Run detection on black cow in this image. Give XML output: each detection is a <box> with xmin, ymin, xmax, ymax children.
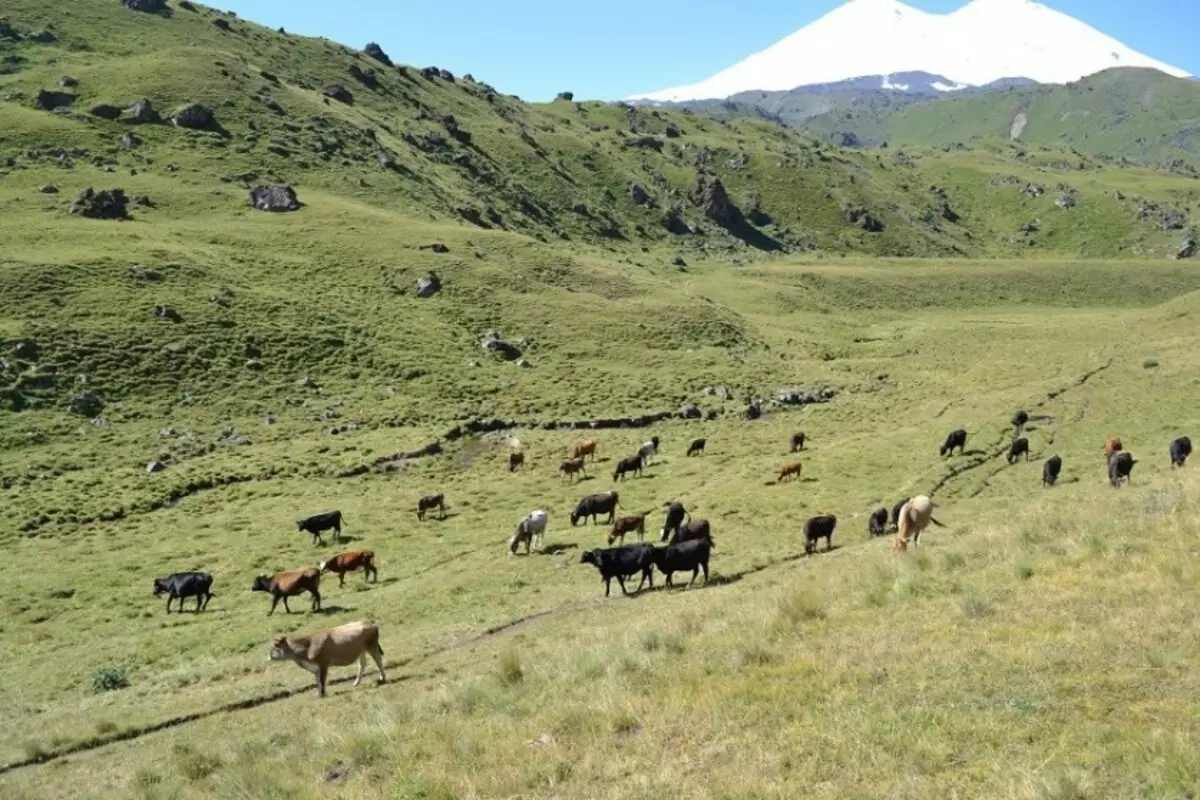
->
<box><xmin>1170</xmin><ymin>436</ymin><xmax>1191</xmax><ymax>468</ymax></box>
<box><xmin>686</xmin><ymin>437</ymin><xmax>706</xmax><ymax>457</ymax></box>
<box><xmin>660</xmin><ymin>500</ymin><xmax>690</xmax><ymax>541</ymax></box>
<box><xmin>940</xmin><ymin>429</ymin><xmax>968</xmax><ymax>457</ymax></box>
<box><xmin>579</xmin><ymin>544</ymin><xmax>656</xmax><ymax>597</ymax></box>
<box><xmin>612</xmin><ymin>454</ymin><xmax>644</xmax><ymax>481</ymax></box>
<box><xmin>664</xmin><ymin>517</ymin><xmax>712</xmax><ymax>546</ymax></box>
<box><xmin>1012</xmin><ymin>409</ymin><xmax>1029</xmax><ymax>434</ymax></box>
<box><xmin>1006</xmin><ymin>437</ymin><xmax>1031</xmax><ymax>464</ymax></box>
<box><xmin>1042</xmin><ymin>455</ymin><xmax>1062</xmax><ymax>487</ymax></box>
<box><xmin>651</xmin><ymin>538</ymin><xmax>711</xmax><ymax>588</ymax></box>
<box><xmin>417</xmin><ymin>493</ymin><xmax>445</xmax><ymax>521</ymax></box>
<box><xmin>868</xmin><ymin>507</ymin><xmax>889</xmax><ymax>537</ymax></box>
<box><xmin>803</xmin><ymin>514</ymin><xmax>837</xmax><ymax>555</ymax></box>
<box><xmin>790</xmin><ymin>431</ymin><xmax>806</xmax><ymax>452</ymax></box>
<box><xmin>570</xmin><ymin>491</ymin><xmax>620</xmax><ymax>526</ymax></box>
<box><xmin>1108</xmin><ymin>451</ymin><xmax>1136</xmax><ymax>488</ymax></box>
<box><xmin>152</xmin><ymin>571</ymin><xmax>214</xmax><ymax>614</ymax></box>
<box><xmin>889</xmin><ymin>497</ymin><xmax>911</xmax><ymax>532</ymax></box>
<box><xmin>297</xmin><ymin>510</ymin><xmax>343</xmax><ymax>546</ymax></box>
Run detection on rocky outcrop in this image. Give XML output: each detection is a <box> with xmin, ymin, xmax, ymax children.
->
<box><xmin>416</xmin><ymin>272</ymin><xmax>441</xmax><ymax>298</ymax></box>
<box><xmin>844</xmin><ymin>205</ymin><xmax>885</xmax><ymax>233</ymax></box>
<box><xmin>171</xmin><ymin>103</ymin><xmax>213</xmax><ymax>129</ymax></box>
<box><xmin>690</xmin><ymin>175</ymin><xmax>743</xmax><ymax>229</ymax></box>
<box><xmin>33</xmin><ymin>90</ymin><xmax>74</xmax><ymax>111</ymax></box>
<box><xmin>364</xmin><ymin>42</ymin><xmax>393</xmax><ymax>66</ymax></box>
<box><xmin>69</xmin><ymin>188</ymin><xmax>130</xmax><ymax>219</ymax></box>
<box><xmin>322</xmin><ymin>85</ymin><xmax>354</xmax><ymax>104</ymax></box>
<box><xmin>247</xmin><ymin>185</ymin><xmax>301</xmax><ymax>212</ymax></box>
<box><xmin>124</xmin><ymin>98</ymin><xmax>160</xmax><ymax>124</ymax></box>
<box><xmin>122</xmin><ymin>0</ymin><xmax>168</xmax><ymax>12</ymax></box>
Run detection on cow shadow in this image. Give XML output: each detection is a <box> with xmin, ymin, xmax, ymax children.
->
<box><xmin>803</xmin><ymin>543</ymin><xmax>843</xmax><ymax>558</ymax></box>
<box><xmin>424</xmin><ymin>512</ymin><xmax>460</xmax><ymax>522</ymax></box>
<box><xmin>961</xmin><ymin>449</ymin><xmax>987</xmax><ymax>457</ymax></box>
<box><xmin>316</xmin><ymin>605</ymin><xmax>354</xmax><ymax>615</ymax></box>
<box><xmin>539</xmin><ymin>543</ymin><xmax>578</xmax><ymax>556</ymax></box>
<box><xmin>328</xmin><ymin>535</ymin><xmax>360</xmax><ymax>544</ymax></box>
<box><xmin>650</xmin><ymin>572</ymin><xmax>740</xmax><ymax>592</ymax></box>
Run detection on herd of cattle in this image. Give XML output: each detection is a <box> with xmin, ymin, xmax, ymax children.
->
<box><xmin>148</xmin><ymin>416</ymin><xmax>1191</xmax><ymax>697</ymax></box>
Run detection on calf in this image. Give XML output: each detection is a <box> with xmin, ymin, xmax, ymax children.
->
<box><xmin>1108</xmin><ymin>451</ymin><xmax>1136</xmax><ymax>488</ymax></box>
<box><xmin>1006</xmin><ymin>437</ymin><xmax>1031</xmax><ymax>464</ymax></box>
<box><xmin>558</xmin><ymin>457</ymin><xmax>587</xmax><ymax>482</ymax></box>
<box><xmin>508</xmin><ymin>451</ymin><xmax>525</xmax><ymax>472</ymax></box>
<box><xmin>664</xmin><ymin>517</ymin><xmax>712</xmax><ymax>546</ymax></box>
<box><xmin>613</xmin><ymin>453</ymin><xmax>644</xmax><ymax>481</ymax></box>
<box><xmin>571</xmin><ymin>439</ymin><xmax>598</xmax><ymax>462</ymax></box>
<box><xmin>297</xmin><ymin>510</ymin><xmax>343</xmax><ymax>546</ymax></box>
<box><xmin>803</xmin><ymin>514</ymin><xmax>837</xmax><ymax>555</ymax></box>
<box><xmin>267</xmin><ymin>619</ymin><xmax>386</xmax><ymax>698</ymax></box>
<box><xmin>1169</xmin><ymin>436</ymin><xmax>1191</xmax><ymax>468</ymax></box>
<box><xmin>580</xmin><ymin>544</ymin><xmax>656</xmax><ymax>597</ymax></box>
<box><xmin>686</xmin><ymin>437</ymin><xmax>706</xmax><ymax>457</ymax></box>
<box><xmin>1012</xmin><ymin>409</ymin><xmax>1029</xmax><ymax>434</ymax></box>
<box><xmin>1102</xmin><ymin>436</ymin><xmax>1123</xmax><ymax>459</ymax></box>
<box><xmin>790</xmin><ymin>431</ymin><xmax>806</xmax><ymax>453</ymax></box>
<box><xmin>660</xmin><ymin>500</ymin><xmax>690</xmax><ymax>541</ymax></box>
<box><xmin>940</xmin><ymin>429</ymin><xmax>968</xmax><ymax>457</ymax></box>
<box><xmin>509</xmin><ymin>509</ymin><xmax>549</xmax><ymax>555</ymax></box>
<box><xmin>638</xmin><ymin>435</ymin><xmax>661</xmax><ymax>464</ymax></box>
<box><xmin>251</xmin><ymin>568</ymin><xmax>322</xmax><ymax>615</ymax></box>
<box><xmin>319</xmin><ymin>550</ymin><xmax>378</xmax><ymax>587</ymax></box>
<box><xmin>1042</xmin><ymin>455</ymin><xmax>1062</xmax><ymax>487</ymax></box>
<box><xmin>417</xmin><ymin>493</ymin><xmax>445</xmax><ymax>521</ymax></box>
<box><xmin>892</xmin><ymin>495</ymin><xmax>945</xmax><ymax>552</ymax></box>
<box><xmin>607</xmin><ymin>512</ymin><xmax>649</xmax><ymax>546</ymax></box>
<box><xmin>868</xmin><ymin>507</ymin><xmax>889</xmax><ymax>537</ymax></box>
<box><xmin>651</xmin><ymin>538</ymin><xmax>711</xmax><ymax>588</ymax></box>
<box><xmin>570</xmin><ymin>491</ymin><xmax>620</xmax><ymax>526</ymax></box>
<box><xmin>777</xmin><ymin>461</ymin><xmax>803</xmax><ymax>483</ymax></box>
<box><xmin>889</xmin><ymin>497</ymin><xmax>911</xmax><ymax>533</ymax></box>
<box><xmin>152</xmin><ymin>571</ymin><xmax>214</xmax><ymax>614</ymax></box>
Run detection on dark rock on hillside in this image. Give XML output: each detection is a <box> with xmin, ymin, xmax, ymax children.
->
<box><xmin>690</xmin><ymin>175</ymin><xmax>742</xmax><ymax>229</ymax></box>
<box><xmin>1023</xmin><ymin>182</ymin><xmax>1044</xmax><ymax>197</ymax></box>
<box><xmin>664</xmin><ymin>123</ymin><xmax>682</xmax><ymax>138</ymax></box>
<box><xmin>745</xmin><ymin>198</ymin><xmax>772</xmax><ymax>227</ymax></box>
<box><xmin>171</xmin><ymin>103</ymin><xmax>213</xmax><ymax>129</ymax></box>
<box><xmin>11</xmin><ymin>341</ymin><xmax>40</xmax><ymax>361</ymax></box>
<box><xmin>68</xmin><ymin>391</ymin><xmax>103</xmax><ymax>418</ymax></box>
<box><xmin>154</xmin><ymin>304</ymin><xmax>182</xmax><ymax>322</ymax></box>
<box><xmin>844</xmin><ymin>205</ymin><xmax>885</xmax><ymax>233</ymax></box>
<box><xmin>146</xmin><ymin>460</ymin><xmax>167</xmax><ymax>474</ymax></box>
<box><xmin>835</xmin><ymin>131</ymin><xmax>861</xmax><ymax>148</ymax></box>
<box><xmin>124</xmin><ymin>98</ymin><xmax>160</xmax><ymax>124</ymax></box>
<box><xmin>212</xmin><ymin>18</ymin><xmax>231</xmax><ymax>31</ymax></box>
<box><xmin>1054</xmin><ymin>193</ymin><xmax>1077</xmax><ymax>210</ymax></box>
<box><xmin>420</xmin><ymin>241</ymin><xmax>449</xmax><ymax>253</ymax></box>
<box><xmin>364</xmin><ymin>42</ymin><xmax>392</xmax><ymax>66</ymax></box>
<box><xmin>663</xmin><ymin>207</ymin><xmax>695</xmax><ymax>235</ymax></box>
<box><xmin>322</xmin><ymin>84</ymin><xmax>353</xmax><ymax>104</ymax></box>
<box><xmin>623</xmin><ymin>135</ymin><xmax>664</xmax><ymax>152</ymax></box>
<box><xmin>1177</xmin><ymin>238</ymin><xmax>1196</xmax><ymax>260</ymax></box>
<box><xmin>40</xmin><ymin>184</ymin><xmax>58</xmax><ymax>194</ymax></box>
<box><xmin>69</xmin><ymin>188</ymin><xmax>130</xmax><ymax>219</ymax></box>
<box><xmin>628</xmin><ymin>183</ymin><xmax>652</xmax><ymax>206</ymax></box>
<box><xmin>33</xmin><ymin>90</ymin><xmax>74</xmax><ymax>111</ymax></box>
<box><xmin>120</xmin><ymin>132</ymin><xmax>141</xmax><ymax>148</ymax></box>
<box><xmin>416</xmin><ymin>272</ymin><xmax>441</xmax><ymax>298</ymax></box>
<box><xmin>59</xmin><ymin>76</ymin><xmax>79</xmax><ymax>88</ymax></box>
<box><xmin>122</xmin><ymin>0</ymin><xmax>167</xmax><ymax>12</ymax></box>
<box><xmin>90</xmin><ymin>103</ymin><xmax>122</xmax><ymax>120</ymax></box>
<box><xmin>29</xmin><ymin>29</ymin><xmax>56</xmax><ymax>43</ymax></box>
<box><xmin>248</xmin><ymin>185</ymin><xmax>301</xmax><ymax>212</ymax></box>
<box><xmin>480</xmin><ymin>330</ymin><xmax>521</xmax><ymax>360</ymax></box>
<box><xmin>555</xmin><ymin>91</ymin><xmax>574</xmax><ymax>101</ymax></box>
<box><xmin>680</xmin><ymin>404</ymin><xmax>702</xmax><ymax>419</ymax></box>
<box><xmin>0</xmin><ymin>19</ymin><xmax>18</xmax><ymax>39</ymax></box>
<box><xmin>133</xmin><ymin>194</ymin><xmax>153</xmax><ymax>207</ymax></box>
<box><xmin>348</xmin><ymin>64</ymin><xmax>378</xmax><ymax>88</ymax></box>
<box><xmin>178</xmin><ymin>1</ymin><xmax>197</xmax><ymax>10</ymax></box>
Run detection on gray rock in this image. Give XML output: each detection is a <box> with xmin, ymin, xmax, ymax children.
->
<box><xmin>124</xmin><ymin>98</ymin><xmax>160</xmax><ymax>124</ymax></box>
<box><xmin>40</xmin><ymin>184</ymin><xmax>58</xmax><ymax>194</ymax></box>
<box><xmin>555</xmin><ymin>91</ymin><xmax>574</xmax><ymax>102</ymax></box>
<box><xmin>1177</xmin><ymin>238</ymin><xmax>1196</xmax><ymax>260</ymax></box>
<box><xmin>171</xmin><ymin>103</ymin><xmax>214</xmax><ymax>129</ymax></box>
<box><xmin>69</xmin><ymin>188</ymin><xmax>130</xmax><ymax>220</ymax></box>
<box><xmin>33</xmin><ymin>90</ymin><xmax>74</xmax><ymax>111</ymax></box>
<box><xmin>680</xmin><ymin>404</ymin><xmax>702</xmax><ymax>419</ymax></box>
<box><xmin>59</xmin><ymin>76</ymin><xmax>78</xmax><ymax>88</ymax></box>
<box><xmin>68</xmin><ymin>391</ymin><xmax>103</xmax><ymax>418</ymax></box>
<box><xmin>91</xmin><ymin>104</ymin><xmax>122</xmax><ymax>120</ymax></box>
<box><xmin>628</xmin><ymin>183</ymin><xmax>652</xmax><ymax>206</ymax></box>
<box><xmin>480</xmin><ymin>330</ymin><xmax>522</xmax><ymax>360</ymax></box>
<box><xmin>844</xmin><ymin>205</ymin><xmax>885</xmax><ymax>233</ymax></box>
<box><xmin>123</xmin><ymin>0</ymin><xmax>167</xmax><ymax>12</ymax></box>
<box><xmin>159</xmin><ymin>427</ymin><xmax>176</xmax><ymax>437</ymax></box>
<box><xmin>154</xmin><ymin>304</ymin><xmax>182</xmax><ymax>322</ymax></box>
<box><xmin>416</xmin><ymin>272</ymin><xmax>441</xmax><ymax>298</ymax></box>
<box><xmin>691</xmin><ymin>176</ymin><xmax>743</xmax><ymax>228</ymax></box>
<box><xmin>121</xmin><ymin>132</ymin><xmax>141</xmax><ymax>148</ymax></box>
<box><xmin>297</xmin><ymin>376</ymin><xmax>318</xmax><ymax>388</ymax></box>
<box><xmin>322</xmin><ymin>85</ymin><xmax>354</xmax><ymax>104</ymax></box>
<box><xmin>146</xmin><ymin>460</ymin><xmax>167</xmax><ymax>474</ymax></box>
<box><xmin>245</xmin><ymin>358</ymin><xmax>263</xmax><ymax>370</ymax></box>
<box><xmin>364</xmin><ymin>42</ymin><xmax>393</xmax><ymax>66</ymax></box>
<box><xmin>248</xmin><ymin>185</ymin><xmax>300</xmax><ymax>212</ymax></box>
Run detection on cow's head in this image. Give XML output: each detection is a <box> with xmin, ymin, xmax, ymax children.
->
<box><xmin>295</xmin><ymin>519</ymin><xmax>305</xmax><ymax>531</ymax></box>
<box><xmin>151</xmin><ymin>578</ymin><xmax>168</xmax><ymax>596</ymax></box>
<box><xmin>250</xmin><ymin>575</ymin><xmax>271</xmax><ymax>592</ymax></box>
<box><xmin>579</xmin><ymin>550</ymin><xmax>598</xmax><ymax>567</ymax></box>
<box><xmin>569</xmin><ymin>511</ymin><xmax>580</xmax><ymax>526</ymax></box>
<box><xmin>267</xmin><ymin>636</ymin><xmax>292</xmax><ymax>662</ymax></box>
<box><xmin>317</xmin><ymin>560</ymin><xmax>329</xmax><ymax>572</ymax></box>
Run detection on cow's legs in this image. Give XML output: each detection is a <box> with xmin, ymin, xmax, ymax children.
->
<box><xmin>617</xmin><ymin>574</ymin><xmax>629</xmax><ymax>596</ymax></box>
<box><xmin>281</xmin><ymin>596</ymin><xmax>292</xmax><ymax>614</ymax></box>
<box><xmin>688</xmin><ymin>566</ymin><xmax>699</xmax><ymax>587</ymax></box>
<box><xmin>354</xmin><ymin>654</ymin><xmax>366</xmax><ymax>687</ymax></box>
<box><xmin>165</xmin><ymin>595</ymin><xmax>174</xmax><ymax>614</ymax></box>
<box><xmin>317</xmin><ymin>665</ymin><xmax>328</xmax><ymax>698</ymax></box>
<box><xmin>701</xmin><ymin>562</ymin><xmax>709</xmax><ymax>583</ymax></box>
<box><xmin>338</xmin><ymin>572</ymin><xmax>346</xmax><ymax>587</ymax></box>
<box><xmin>311</xmin><ymin>589</ymin><xmax>321</xmax><ymax>612</ymax></box>
<box><xmin>269</xmin><ymin>595</ymin><xmax>280</xmax><ymax>615</ymax></box>
<box><xmin>604</xmin><ymin>576</ymin><xmax>612</xmax><ymax>597</ymax></box>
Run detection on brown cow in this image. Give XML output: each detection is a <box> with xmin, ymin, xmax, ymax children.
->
<box><xmin>417</xmin><ymin>493</ymin><xmax>445</xmax><ymax>521</ymax></box>
<box><xmin>267</xmin><ymin>619</ymin><xmax>387</xmax><ymax>698</ymax></box>
<box><xmin>571</xmin><ymin>439</ymin><xmax>598</xmax><ymax>462</ymax></box>
<box><xmin>508</xmin><ymin>451</ymin><xmax>525</xmax><ymax>472</ymax></box>
<box><xmin>319</xmin><ymin>550</ymin><xmax>378</xmax><ymax>587</ymax></box>
<box><xmin>251</xmin><ymin>568</ymin><xmax>322</xmax><ymax>616</ymax></box>
<box><xmin>559</xmin><ymin>457</ymin><xmax>587</xmax><ymax>482</ymax></box>
<box><xmin>790</xmin><ymin>432</ymin><xmax>807</xmax><ymax>453</ymax></box>
<box><xmin>1102</xmin><ymin>436</ymin><xmax>1123</xmax><ymax>459</ymax></box>
<box><xmin>607</xmin><ymin>512</ymin><xmax>650</xmax><ymax>546</ymax></box>
<box><xmin>777</xmin><ymin>461</ymin><xmax>803</xmax><ymax>483</ymax></box>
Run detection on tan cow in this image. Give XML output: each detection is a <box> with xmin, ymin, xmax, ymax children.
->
<box><xmin>251</xmin><ymin>568</ymin><xmax>321</xmax><ymax>616</ymax></box>
<box><xmin>1102</xmin><ymin>436</ymin><xmax>1123</xmax><ymax>459</ymax></box>
<box><xmin>892</xmin><ymin>495</ymin><xmax>945</xmax><ymax>552</ymax></box>
<box><xmin>777</xmin><ymin>461</ymin><xmax>803</xmax><ymax>483</ymax></box>
<box><xmin>571</xmin><ymin>439</ymin><xmax>598</xmax><ymax>462</ymax></box>
<box><xmin>558</xmin><ymin>457</ymin><xmax>587</xmax><ymax>482</ymax></box>
<box><xmin>267</xmin><ymin>619</ymin><xmax>387</xmax><ymax>698</ymax></box>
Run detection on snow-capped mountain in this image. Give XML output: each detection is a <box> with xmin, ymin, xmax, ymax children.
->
<box><xmin>626</xmin><ymin>0</ymin><xmax>1189</xmax><ymax>103</ymax></box>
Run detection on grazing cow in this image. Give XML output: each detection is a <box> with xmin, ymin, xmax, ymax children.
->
<box><xmin>152</xmin><ymin>571</ymin><xmax>214</xmax><ymax>614</ymax></box>
<box><xmin>509</xmin><ymin>509</ymin><xmax>549</xmax><ymax>554</ymax></box>
<box><xmin>1108</xmin><ymin>451</ymin><xmax>1136</xmax><ymax>488</ymax></box>
<box><xmin>940</xmin><ymin>429</ymin><xmax>968</xmax><ymax>457</ymax></box>
<box><xmin>318</xmin><ymin>550</ymin><xmax>378</xmax><ymax>587</ymax></box>
<box><xmin>267</xmin><ymin>619</ymin><xmax>386</xmax><ymax>699</ymax></box>
<box><xmin>868</xmin><ymin>507</ymin><xmax>889</xmax><ymax>537</ymax></box>
<box><xmin>508</xmin><ymin>451</ymin><xmax>525</xmax><ymax>472</ymax></box>
<box><xmin>889</xmin><ymin>497</ymin><xmax>911</xmax><ymax>533</ymax></box>
<box><xmin>570</xmin><ymin>491</ymin><xmax>620</xmax><ymax>526</ymax></box>
<box><xmin>251</xmin><ymin>568</ymin><xmax>322</xmax><ymax>615</ymax></box>
<box><xmin>558</xmin><ymin>457</ymin><xmax>587</xmax><ymax>482</ymax></box>
<box><xmin>686</xmin><ymin>437</ymin><xmax>706</xmax><ymax>457</ymax></box>
<box><xmin>1102</xmin><ymin>436</ymin><xmax>1123</xmax><ymax>459</ymax></box>
<box><xmin>892</xmin><ymin>495</ymin><xmax>945</xmax><ymax>552</ymax></box>
<box><xmin>803</xmin><ymin>514</ymin><xmax>837</xmax><ymax>555</ymax></box>
<box><xmin>1006</xmin><ymin>437</ymin><xmax>1031</xmax><ymax>464</ymax></box>
<box><xmin>297</xmin><ymin>510</ymin><xmax>344</xmax><ymax>546</ymax></box>
<box><xmin>1042</xmin><ymin>455</ymin><xmax>1062</xmax><ymax>487</ymax></box>
<box><xmin>790</xmin><ymin>432</ymin><xmax>806</xmax><ymax>452</ymax></box>
<box><xmin>777</xmin><ymin>461</ymin><xmax>803</xmax><ymax>483</ymax></box>
<box><xmin>579</xmin><ymin>544</ymin><xmax>656</xmax><ymax>597</ymax></box>
<box><xmin>1012</xmin><ymin>409</ymin><xmax>1029</xmax><ymax>434</ymax></box>
<box><xmin>417</xmin><ymin>493</ymin><xmax>445</xmax><ymax>521</ymax></box>
<box><xmin>664</xmin><ymin>517</ymin><xmax>712</xmax><ymax>546</ymax></box>
<box><xmin>1169</xmin><ymin>436</ymin><xmax>1191</xmax><ymax>468</ymax></box>
<box><xmin>613</xmin><ymin>453</ymin><xmax>644</xmax><ymax>481</ymax></box>
<box><xmin>571</xmin><ymin>439</ymin><xmax>598</xmax><ymax>462</ymax></box>
<box><xmin>607</xmin><ymin>512</ymin><xmax>650</xmax><ymax>545</ymax></box>
<box><xmin>651</xmin><ymin>538</ymin><xmax>711</xmax><ymax>588</ymax></box>
<box><xmin>638</xmin><ymin>436</ymin><xmax>661</xmax><ymax>465</ymax></box>
<box><xmin>660</xmin><ymin>500</ymin><xmax>690</xmax><ymax>541</ymax></box>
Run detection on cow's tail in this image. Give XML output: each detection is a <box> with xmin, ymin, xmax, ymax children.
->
<box><xmin>929</xmin><ymin>516</ymin><xmax>946</xmax><ymax>528</ymax></box>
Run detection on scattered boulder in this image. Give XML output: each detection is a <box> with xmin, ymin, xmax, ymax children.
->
<box><xmin>297</xmin><ymin>376</ymin><xmax>318</xmax><ymax>389</ymax></box>
<box><xmin>245</xmin><ymin>358</ymin><xmax>263</xmax><ymax>370</ymax></box>
<box><xmin>690</xmin><ymin>176</ymin><xmax>743</xmax><ymax>229</ymax></box>
<box><xmin>1023</xmin><ymin>182</ymin><xmax>1045</xmax><ymax>197</ymax></box>
<box><xmin>171</xmin><ymin>103</ymin><xmax>213</xmax><ymax>129</ymax></box>
<box><xmin>670</xmin><ymin>254</ymin><xmax>687</xmax><ymax>268</ymax></box>
<box><xmin>623</xmin><ymin>135</ymin><xmax>664</xmax><ymax>152</ymax></box>
<box><xmin>835</xmin><ymin>131</ymin><xmax>861</xmax><ymax>148</ymax></box>
<box><xmin>154</xmin><ymin>304</ymin><xmax>181</xmax><ymax>322</ymax></box>
<box><xmin>68</xmin><ymin>391</ymin><xmax>103</xmax><ymax>418</ymax></box>
<box><xmin>348</xmin><ymin>64</ymin><xmax>378</xmax><ymax>88</ymax></box>
<box><xmin>90</xmin><ymin>103</ymin><xmax>122</xmax><ymax>120</ymax></box>
<box><xmin>555</xmin><ymin>91</ymin><xmax>574</xmax><ymax>102</ymax></box>
<box><xmin>0</xmin><ymin>19</ymin><xmax>18</xmax><ymax>39</ymax></box>
<box><xmin>1177</xmin><ymin>238</ymin><xmax>1196</xmax><ymax>260</ymax></box>
<box><xmin>146</xmin><ymin>461</ymin><xmax>167</xmax><ymax>474</ymax></box>
<box><xmin>844</xmin><ymin>205</ymin><xmax>885</xmax><ymax>233</ymax></box>
<box><xmin>416</xmin><ymin>272</ymin><xmax>441</xmax><ymax>298</ymax></box>
<box><xmin>664</xmin><ymin>123</ymin><xmax>682</xmax><ymax>138</ymax></box>
<box><xmin>33</xmin><ymin>90</ymin><xmax>74</xmax><ymax>111</ymax></box>
<box><xmin>364</xmin><ymin>42</ymin><xmax>393</xmax><ymax>66</ymax></box>
<box><xmin>1054</xmin><ymin>193</ymin><xmax>1077</xmax><ymax>210</ymax></box>
<box><xmin>122</xmin><ymin>0</ymin><xmax>167</xmax><ymax>12</ymax></box>
<box><xmin>133</xmin><ymin>194</ymin><xmax>153</xmax><ymax>207</ymax></box>
<box><xmin>419</xmin><ymin>241</ymin><xmax>449</xmax><ymax>253</ymax></box>
<box><xmin>323</xmin><ymin>84</ymin><xmax>354</xmax><ymax>104</ymax></box>
<box><xmin>1019</xmin><ymin>220</ymin><xmax>1039</xmax><ymax>233</ymax></box>
<box><xmin>40</xmin><ymin>184</ymin><xmax>58</xmax><ymax>194</ymax></box>
<box><xmin>120</xmin><ymin>132</ymin><xmax>141</xmax><ymax>148</ymax></box>
<box><xmin>211</xmin><ymin>18</ymin><xmax>231</xmax><ymax>31</ymax></box>
<box><xmin>11</xmin><ymin>341</ymin><xmax>39</xmax><ymax>361</ymax></box>
<box><xmin>124</xmin><ymin>98</ymin><xmax>160</xmax><ymax>124</ymax></box>
<box><xmin>29</xmin><ymin>30</ymin><xmax>56</xmax><ymax>43</ymax></box>
<box><xmin>1113</xmin><ymin>190</ymin><xmax>1126</xmax><ymax>201</ymax></box>
<box><xmin>663</xmin><ymin>207</ymin><xmax>695</xmax><ymax>235</ymax></box>
<box><xmin>680</xmin><ymin>404</ymin><xmax>702</xmax><ymax>420</ymax></box>
<box><xmin>69</xmin><ymin>188</ymin><xmax>130</xmax><ymax>220</ymax></box>
<box><xmin>247</xmin><ymin>184</ymin><xmax>301</xmax><ymax>212</ymax></box>
<box><xmin>59</xmin><ymin>76</ymin><xmax>79</xmax><ymax>89</ymax></box>
<box><xmin>480</xmin><ymin>330</ymin><xmax>522</xmax><ymax>360</ymax></box>
<box><xmin>628</xmin><ymin>182</ymin><xmax>652</xmax><ymax>206</ymax></box>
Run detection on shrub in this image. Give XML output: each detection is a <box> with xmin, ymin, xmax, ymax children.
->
<box><xmin>91</xmin><ymin>666</ymin><xmax>130</xmax><ymax>694</ymax></box>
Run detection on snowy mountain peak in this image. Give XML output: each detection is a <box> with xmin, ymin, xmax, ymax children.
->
<box><xmin>626</xmin><ymin>0</ymin><xmax>1189</xmax><ymax>103</ymax></box>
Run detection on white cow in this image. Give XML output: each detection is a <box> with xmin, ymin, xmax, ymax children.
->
<box><xmin>509</xmin><ymin>509</ymin><xmax>549</xmax><ymax>555</ymax></box>
<box><xmin>638</xmin><ymin>435</ymin><xmax>661</xmax><ymax>465</ymax></box>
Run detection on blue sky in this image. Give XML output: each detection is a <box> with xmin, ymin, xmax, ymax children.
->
<box><xmin>218</xmin><ymin>0</ymin><xmax>1196</xmax><ymax>101</ymax></box>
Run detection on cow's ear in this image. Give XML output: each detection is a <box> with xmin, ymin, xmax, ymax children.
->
<box><xmin>273</xmin><ymin>637</ymin><xmax>288</xmax><ymax>647</ymax></box>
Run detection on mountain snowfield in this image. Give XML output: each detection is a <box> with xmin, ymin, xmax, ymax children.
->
<box><xmin>627</xmin><ymin>0</ymin><xmax>1189</xmax><ymax>103</ymax></box>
